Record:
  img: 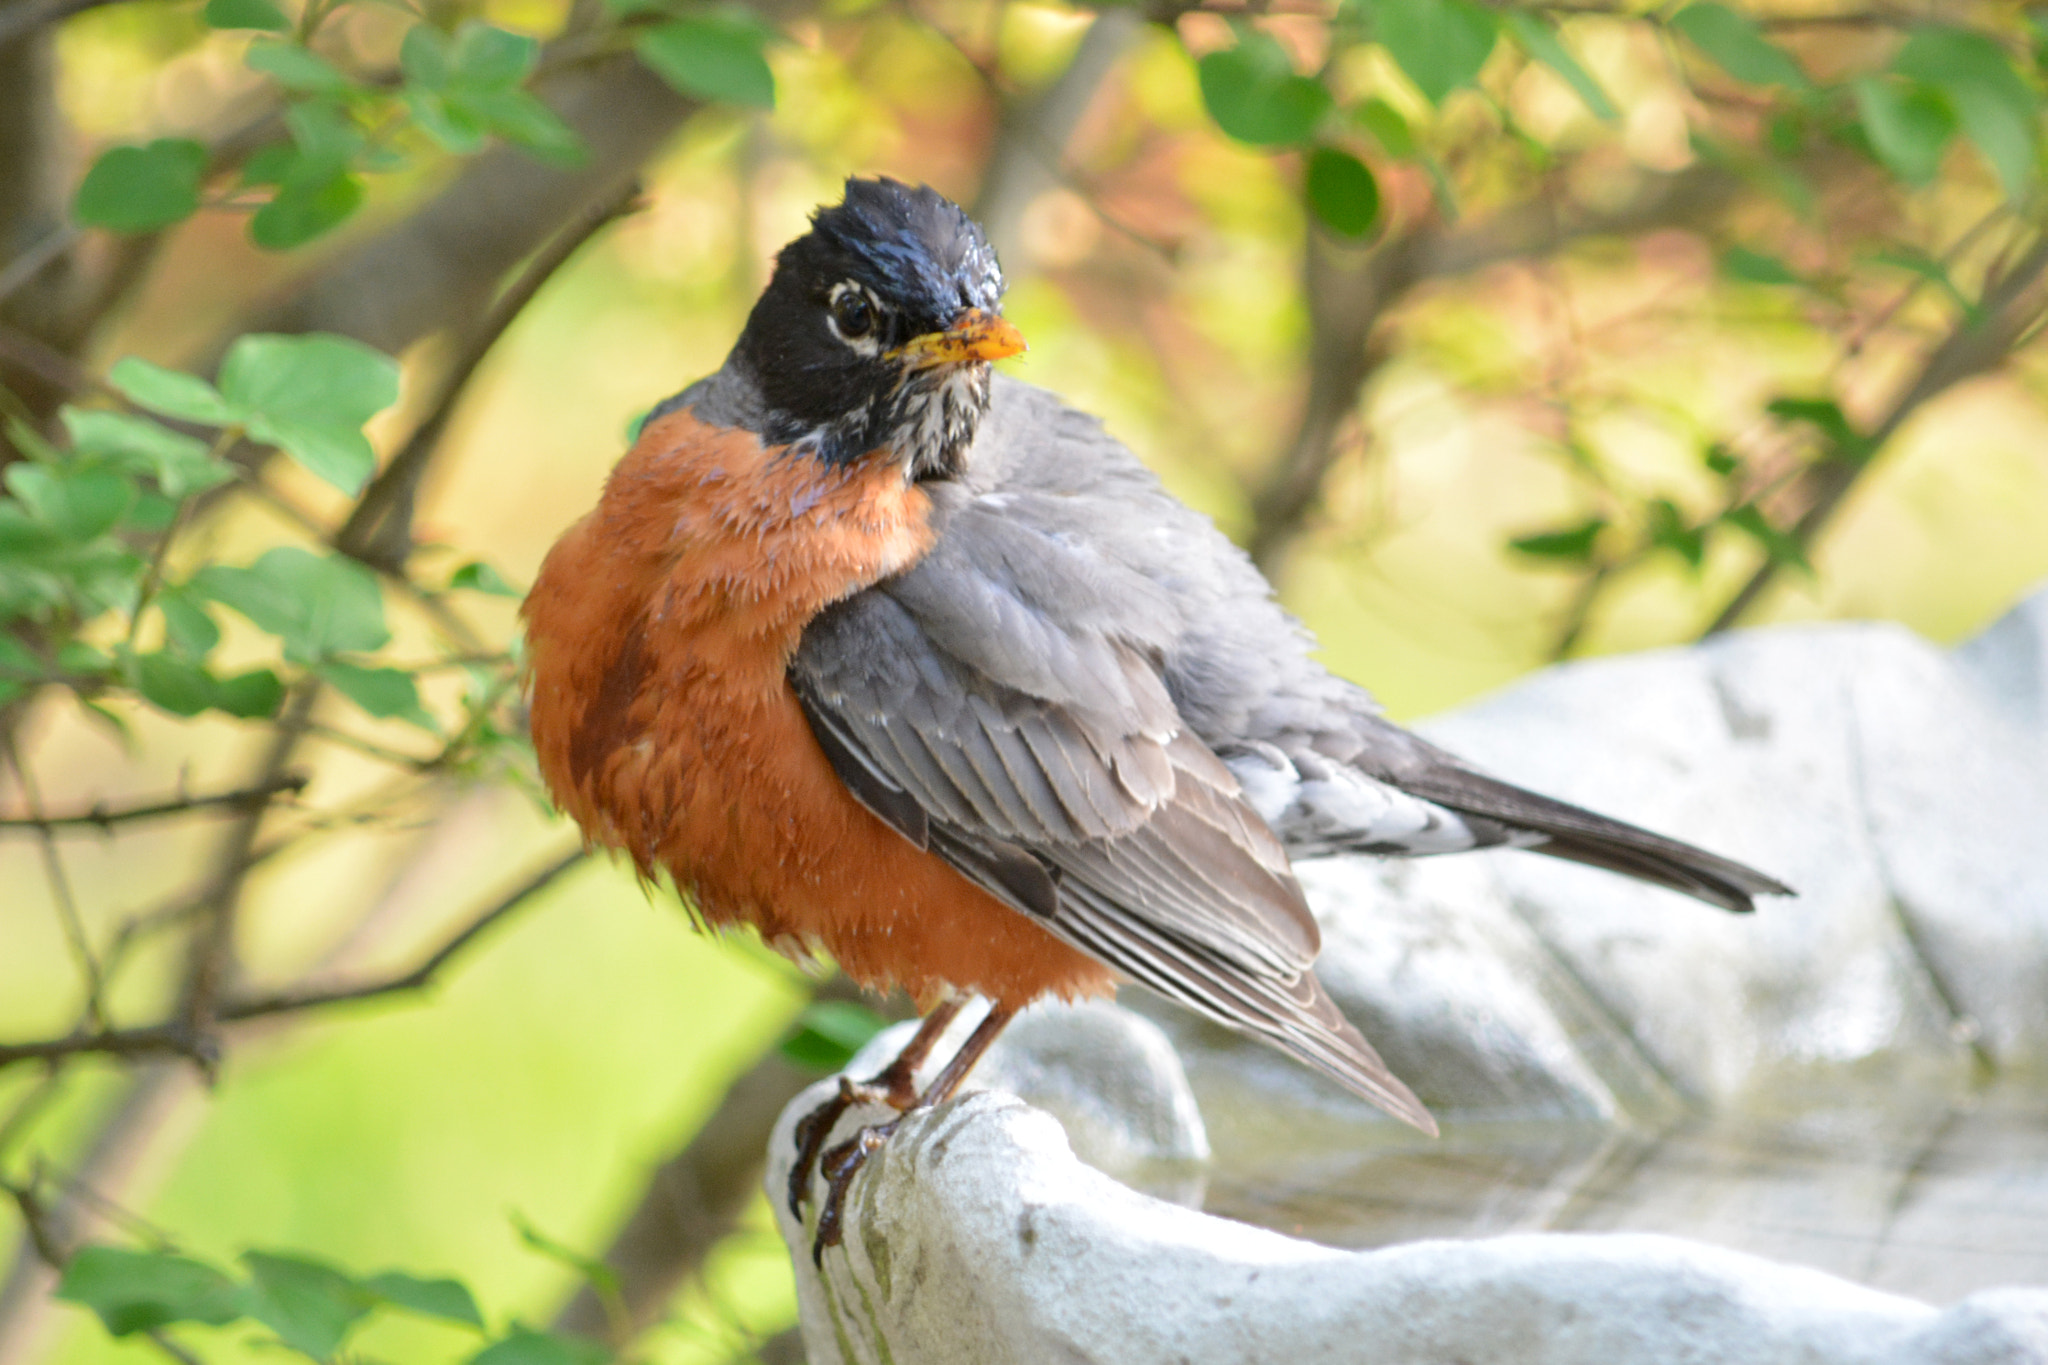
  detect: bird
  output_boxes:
[522,176,1790,1260]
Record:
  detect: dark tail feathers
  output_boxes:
[1395,766,1792,915]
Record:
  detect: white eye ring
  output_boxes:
[826,281,884,355]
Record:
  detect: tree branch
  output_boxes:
[0,849,587,1070]
[0,0,112,48]
[550,977,908,1348]
[0,774,309,835]
[971,7,1142,267]
[1244,164,1744,576]
[340,177,646,571]
[1704,230,2048,634]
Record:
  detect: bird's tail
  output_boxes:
[1393,765,1792,914]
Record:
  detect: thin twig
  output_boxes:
[0,320,103,398]
[0,1182,63,1272]
[2,735,107,1029]
[0,0,111,46]
[0,225,77,308]
[338,178,648,573]
[1705,230,2048,634]
[0,849,587,1069]
[171,687,320,1072]
[0,774,310,835]
[224,848,585,1017]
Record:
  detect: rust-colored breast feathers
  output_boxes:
[524,407,1114,1007]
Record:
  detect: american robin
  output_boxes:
[523,177,1789,1259]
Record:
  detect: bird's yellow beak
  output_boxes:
[890,309,1027,369]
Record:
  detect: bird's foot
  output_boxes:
[811,1117,902,1266]
[787,1074,913,1219]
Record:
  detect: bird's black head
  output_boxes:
[732,177,1023,481]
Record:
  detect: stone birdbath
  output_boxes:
[771,583,2048,1365]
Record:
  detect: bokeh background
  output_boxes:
[5,0,2048,1360]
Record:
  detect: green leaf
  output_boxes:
[132,651,221,717]
[451,22,539,87]
[1196,31,1331,146]
[1719,245,1802,287]
[460,88,587,166]
[1948,84,2035,198]
[109,357,233,426]
[251,165,364,249]
[203,0,288,31]
[6,464,135,542]
[156,587,221,658]
[129,652,279,719]
[449,560,521,597]
[63,409,234,497]
[406,86,488,154]
[1372,0,1499,106]
[1703,442,1741,476]
[217,333,399,495]
[73,140,207,234]
[364,1272,484,1329]
[1893,28,2039,198]
[1893,26,2036,115]
[1868,247,1977,316]
[242,1251,372,1360]
[1766,395,1873,464]
[246,40,353,93]
[1502,11,1615,121]
[1354,97,1415,157]
[779,999,890,1072]
[127,491,179,532]
[1305,147,1380,238]
[1509,517,1606,563]
[55,1247,246,1337]
[284,97,365,165]
[1722,502,1811,572]
[0,633,42,677]
[319,661,433,728]
[212,668,286,718]
[1670,4,1809,89]
[240,142,299,187]
[1646,498,1706,570]
[511,1216,621,1307]
[1852,76,1954,186]
[469,1328,611,1365]
[636,17,777,110]
[400,23,454,87]
[191,547,390,661]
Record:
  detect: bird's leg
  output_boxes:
[811,1003,1016,1264]
[787,996,965,1218]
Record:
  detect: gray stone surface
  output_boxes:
[775,582,2048,1364]
[774,1093,2048,1365]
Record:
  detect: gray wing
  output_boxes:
[789,474,1434,1129]
[927,378,1790,913]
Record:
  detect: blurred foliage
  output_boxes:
[3,0,2048,1362]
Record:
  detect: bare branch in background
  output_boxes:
[1246,164,1744,576]
[343,179,647,571]
[0,848,587,1069]
[972,7,1142,266]
[0,773,310,834]
[1705,230,2048,634]
[0,0,116,49]
[550,979,903,1348]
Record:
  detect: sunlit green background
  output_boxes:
[6,1,2048,1361]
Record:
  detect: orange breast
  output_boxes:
[523,407,1114,1008]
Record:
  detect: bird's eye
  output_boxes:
[830,287,876,341]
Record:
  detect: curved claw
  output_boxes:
[812,1120,900,1266]
[787,1079,858,1219]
